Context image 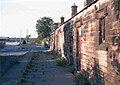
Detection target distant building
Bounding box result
[0,37,7,47]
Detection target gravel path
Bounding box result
[20,52,75,85]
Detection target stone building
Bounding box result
[50,0,120,85]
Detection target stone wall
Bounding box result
[0,56,23,79]
[50,0,120,85]
[50,31,55,50]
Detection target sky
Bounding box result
[0,0,84,38]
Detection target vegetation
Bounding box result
[0,42,5,49]
[54,53,90,85]
[28,38,37,44]
[66,65,75,74]
[75,70,90,85]
[0,45,4,49]
[53,51,75,74]
[47,51,90,85]
[36,17,58,40]
[45,50,58,57]
[56,57,67,67]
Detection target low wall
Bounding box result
[0,56,23,78]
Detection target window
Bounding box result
[99,18,105,45]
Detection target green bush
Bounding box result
[75,70,90,85]
[0,43,5,49]
[66,65,75,74]
[46,51,58,57]
[56,57,67,67]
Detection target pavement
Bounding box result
[20,52,76,85]
[0,42,75,85]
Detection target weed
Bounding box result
[56,57,67,67]
[75,70,90,85]
[66,65,75,74]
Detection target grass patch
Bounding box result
[75,70,90,85]
[45,50,58,56]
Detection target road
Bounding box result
[0,42,47,52]
[0,42,47,56]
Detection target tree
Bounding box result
[36,17,56,39]
[51,23,59,31]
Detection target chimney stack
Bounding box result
[61,16,64,25]
[71,3,77,17]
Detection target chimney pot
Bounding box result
[61,16,64,25]
[71,3,78,17]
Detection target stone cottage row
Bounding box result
[50,0,120,85]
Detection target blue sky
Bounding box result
[0,0,84,38]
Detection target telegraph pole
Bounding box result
[20,29,22,44]
[26,28,28,43]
